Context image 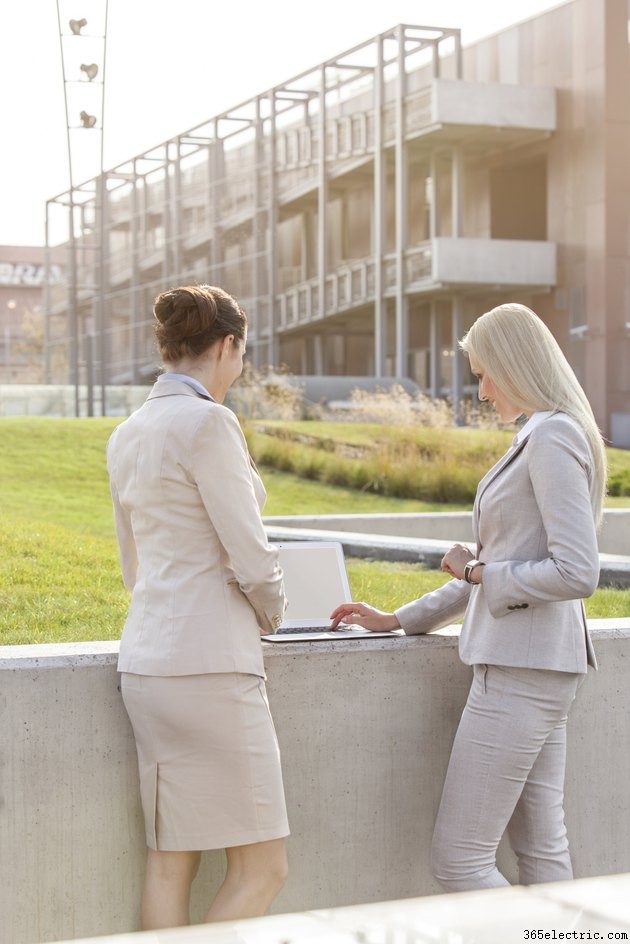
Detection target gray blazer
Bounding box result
[396,412,599,673]
[107,379,286,678]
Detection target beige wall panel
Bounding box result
[570,1,587,125]
[463,161,490,239]
[604,1,630,119]
[583,0,606,71]
[497,28,520,85]
[345,187,373,259]
[604,90,630,240]
[604,258,630,337]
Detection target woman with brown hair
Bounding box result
[107,284,289,929]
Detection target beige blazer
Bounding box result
[107,379,286,677]
[396,412,599,673]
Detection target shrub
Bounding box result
[243,421,514,503]
[345,385,504,429]
[228,364,304,420]
[607,448,630,496]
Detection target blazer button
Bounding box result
[520,603,529,609]
[508,604,516,611]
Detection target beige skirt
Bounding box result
[120,672,290,852]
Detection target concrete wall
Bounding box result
[1,623,630,943]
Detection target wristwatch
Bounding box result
[464,559,485,584]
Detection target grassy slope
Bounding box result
[0,417,627,645]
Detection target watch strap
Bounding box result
[464,559,485,584]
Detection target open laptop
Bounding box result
[262,541,403,642]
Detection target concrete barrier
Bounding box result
[54,872,630,944]
[264,509,630,555]
[264,510,630,588]
[1,621,630,943]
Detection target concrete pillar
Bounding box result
[451,296,463,422]
[451,145,463,238]
[430,301,440,399]
[313,334,324,374]
[318,65,328,320]
[395,25,408,378]
[373,35,386,376]
[268,90,279,366]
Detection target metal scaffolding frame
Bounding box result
[44,22,555,413]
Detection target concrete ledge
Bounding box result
[264,523,630,588]
[2,622,630,942]
[53,872,630,943]
[264,509,630,555]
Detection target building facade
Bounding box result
[46,0,630,444]
[0,245,65,383]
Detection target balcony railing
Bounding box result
[276,238,555,327]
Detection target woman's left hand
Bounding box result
[441,544,475,581]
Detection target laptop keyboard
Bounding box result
[277,625,335,634]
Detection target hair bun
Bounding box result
[153,284,246,363]
[154,287,218,338]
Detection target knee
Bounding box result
[229,843,288,896]
[261,838,289,891]
[266,848,289,893]
[430,837,459,891]
[430,835,486,893]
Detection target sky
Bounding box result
[0,0,565,247]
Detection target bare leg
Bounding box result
[141,848,201,931]
[205,838,288,923]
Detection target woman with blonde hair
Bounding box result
[331,303,606,891]
[107,284,289,929]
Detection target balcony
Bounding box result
[430,237,556,290]
[275,78,555,187]
[276,238,556,330]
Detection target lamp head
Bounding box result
[80,63,99,81]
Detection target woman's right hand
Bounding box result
[329,602,401,632]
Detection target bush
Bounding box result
[227,364,305,420]
[607,448,630,496]
[243,421,513,503]
[347,385,505,430]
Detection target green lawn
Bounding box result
[0,417,628,646]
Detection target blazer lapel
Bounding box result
[472,434,529,550]
[473,412,561,549]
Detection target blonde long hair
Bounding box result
[460,303,607,525]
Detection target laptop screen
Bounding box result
[274,542,352,628]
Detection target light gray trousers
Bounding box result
[431,662,583,892]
